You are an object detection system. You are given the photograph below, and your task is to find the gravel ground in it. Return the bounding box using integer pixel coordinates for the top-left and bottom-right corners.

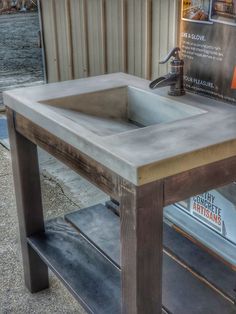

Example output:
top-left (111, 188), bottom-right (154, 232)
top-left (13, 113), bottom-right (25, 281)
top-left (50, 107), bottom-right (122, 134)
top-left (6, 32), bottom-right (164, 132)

top-left (0, 12), bottom-right (44, 107)
top-left (0, 144), bottom-right (87, 314)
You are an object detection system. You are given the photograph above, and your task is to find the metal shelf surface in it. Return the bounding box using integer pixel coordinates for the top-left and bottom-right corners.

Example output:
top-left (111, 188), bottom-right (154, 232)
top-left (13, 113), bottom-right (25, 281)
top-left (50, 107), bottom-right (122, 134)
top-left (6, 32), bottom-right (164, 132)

top-left (64, 204), bottom-right (236, 313)
top-left (24, 203), bottom-right (236, 314)
top-left (28, 218), bottom-right (121, 314)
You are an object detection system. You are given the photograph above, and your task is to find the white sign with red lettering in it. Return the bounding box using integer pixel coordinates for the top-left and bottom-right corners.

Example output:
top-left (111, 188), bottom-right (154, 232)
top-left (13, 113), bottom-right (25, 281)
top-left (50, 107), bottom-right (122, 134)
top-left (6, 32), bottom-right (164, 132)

top-left (190, 190), bottom-right (236, 239)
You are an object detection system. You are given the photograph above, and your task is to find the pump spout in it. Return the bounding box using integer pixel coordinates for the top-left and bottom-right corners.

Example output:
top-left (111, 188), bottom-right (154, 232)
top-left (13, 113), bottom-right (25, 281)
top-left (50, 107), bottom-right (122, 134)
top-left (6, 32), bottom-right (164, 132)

top-left (149, 73), bottom-right (178, 90)
top-left (150, 47), bottom-right (186, 96)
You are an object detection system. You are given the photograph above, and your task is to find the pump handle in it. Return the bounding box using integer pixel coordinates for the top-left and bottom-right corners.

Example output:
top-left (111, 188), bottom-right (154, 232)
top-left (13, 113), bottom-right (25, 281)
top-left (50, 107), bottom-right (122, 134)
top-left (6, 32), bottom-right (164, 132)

top-left (159, 47), bottom-right (181, 64)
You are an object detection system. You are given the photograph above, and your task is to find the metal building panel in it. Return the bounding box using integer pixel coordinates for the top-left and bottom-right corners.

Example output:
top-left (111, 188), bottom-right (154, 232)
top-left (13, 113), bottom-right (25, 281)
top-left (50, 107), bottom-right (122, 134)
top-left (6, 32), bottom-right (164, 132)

top-left (105, 0), bottom-right (126, 73)
top-left (127, 0), bottom-right (152, 79)
top-left (40, 0), bottom-right (179, 82)
top-left (86, 0), bottom-right (106, 76)
top-left (54, 0), bottom-right (73, 81)
top-left (69, 0), bottom-right (89, 78)
top-left (40, 0), bottom-right (60, 82)
top-left (152, 0), bottom-right (179, 78)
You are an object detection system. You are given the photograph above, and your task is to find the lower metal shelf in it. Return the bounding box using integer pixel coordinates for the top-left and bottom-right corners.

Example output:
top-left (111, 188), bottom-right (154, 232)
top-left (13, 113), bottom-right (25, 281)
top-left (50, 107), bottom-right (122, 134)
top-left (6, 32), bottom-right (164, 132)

top-left (27, 204), bottom-right (236, 314)
top-left (28, 218), bottom-right (121, 314)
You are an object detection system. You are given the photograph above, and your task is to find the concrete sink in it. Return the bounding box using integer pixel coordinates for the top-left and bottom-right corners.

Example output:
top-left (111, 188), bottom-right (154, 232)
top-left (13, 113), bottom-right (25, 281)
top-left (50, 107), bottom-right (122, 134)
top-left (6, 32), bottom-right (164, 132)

top-left (40, 86), bottom-right (205, 137)
top-left (4, 73), bottom-right (236, 185)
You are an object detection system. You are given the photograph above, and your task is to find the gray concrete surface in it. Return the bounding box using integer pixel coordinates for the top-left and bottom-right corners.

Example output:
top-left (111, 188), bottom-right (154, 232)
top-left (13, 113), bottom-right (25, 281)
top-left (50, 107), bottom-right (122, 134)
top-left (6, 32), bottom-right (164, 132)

top-left (5, 72), bottom-right (236, 185)
top-left (0, 143), bottom-right (107, 313)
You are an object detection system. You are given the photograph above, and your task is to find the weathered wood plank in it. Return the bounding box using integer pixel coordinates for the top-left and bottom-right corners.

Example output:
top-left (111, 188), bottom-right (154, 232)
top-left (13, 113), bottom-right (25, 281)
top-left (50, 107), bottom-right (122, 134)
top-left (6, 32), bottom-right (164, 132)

top-left (164, 156), bottom-right (236, 206)
top-left (120, 180), bottom-right (164, 314)
top-left (6, 108), bottom-right (49, 292)
top-left (13, 111), bottom-right (127, 201)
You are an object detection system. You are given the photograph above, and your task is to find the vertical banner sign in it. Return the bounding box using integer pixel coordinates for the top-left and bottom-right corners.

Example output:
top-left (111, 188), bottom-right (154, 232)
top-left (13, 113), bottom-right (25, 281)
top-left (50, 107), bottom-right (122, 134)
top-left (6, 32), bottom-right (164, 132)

top-left (180, 0), bottom-right (236, 104)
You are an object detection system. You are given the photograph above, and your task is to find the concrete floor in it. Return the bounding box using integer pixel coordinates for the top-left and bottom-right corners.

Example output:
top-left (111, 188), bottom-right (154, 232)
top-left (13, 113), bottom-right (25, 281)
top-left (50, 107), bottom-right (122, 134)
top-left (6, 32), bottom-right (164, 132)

top-left (0, 143), bottom-right (107, 313)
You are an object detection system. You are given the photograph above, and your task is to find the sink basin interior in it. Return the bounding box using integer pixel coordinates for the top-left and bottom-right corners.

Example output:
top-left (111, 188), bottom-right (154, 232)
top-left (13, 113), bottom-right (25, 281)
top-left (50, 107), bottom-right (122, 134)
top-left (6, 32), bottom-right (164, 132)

top-left (40, 86), bottom-right (206, 137)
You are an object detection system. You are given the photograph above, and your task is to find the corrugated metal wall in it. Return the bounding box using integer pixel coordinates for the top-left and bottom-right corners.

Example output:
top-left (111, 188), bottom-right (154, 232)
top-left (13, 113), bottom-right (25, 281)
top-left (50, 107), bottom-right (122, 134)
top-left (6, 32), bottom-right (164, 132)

top-left (39, 0), bottom-right (180, 83)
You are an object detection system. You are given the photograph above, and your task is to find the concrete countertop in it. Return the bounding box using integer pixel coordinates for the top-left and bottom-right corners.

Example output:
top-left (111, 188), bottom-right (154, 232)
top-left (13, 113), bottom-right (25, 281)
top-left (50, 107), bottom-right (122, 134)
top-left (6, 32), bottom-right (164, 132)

top-left (3, 73), bottom-right (236, 185)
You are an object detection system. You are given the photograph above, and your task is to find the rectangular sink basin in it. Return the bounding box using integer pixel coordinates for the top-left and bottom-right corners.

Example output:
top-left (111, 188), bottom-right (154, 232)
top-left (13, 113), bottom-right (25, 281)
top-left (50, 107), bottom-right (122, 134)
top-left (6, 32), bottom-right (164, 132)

top-left (40, 86), bottom-right (206, 137)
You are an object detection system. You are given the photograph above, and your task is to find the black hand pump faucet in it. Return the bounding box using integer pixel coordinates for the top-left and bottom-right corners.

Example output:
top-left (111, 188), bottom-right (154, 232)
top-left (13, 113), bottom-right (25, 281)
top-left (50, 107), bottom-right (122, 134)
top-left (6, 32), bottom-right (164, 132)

top-left (149, 47), bottom-right (185, 96)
